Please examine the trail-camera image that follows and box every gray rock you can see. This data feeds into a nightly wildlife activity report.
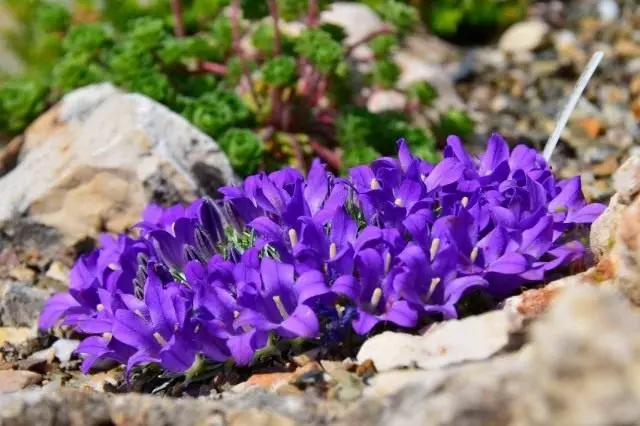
[613,151,640,203]
[0,388,338,426]
[613,194,640,306]
[346,285,640,426]
[0,83,235,244]
[590,193,625,260]
[0,281,50,327]
[498,20,550,53]
[598,0,620,22]
[357,310,511,372]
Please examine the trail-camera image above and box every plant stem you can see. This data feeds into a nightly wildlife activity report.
[231,0,261,110]
[345,26,394,55]
[198,61,228,75]
[307,0,319,27]
[267,0,282,56]
[309,139,342,170]
[170,0,185,37]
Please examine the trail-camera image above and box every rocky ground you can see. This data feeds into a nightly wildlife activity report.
[0,0,639,425]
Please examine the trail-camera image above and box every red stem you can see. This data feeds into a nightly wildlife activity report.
[309,139,342,170]
[307,0,319,27]
[198,61,228,75]
[231,0,261,109]
[345,26,394,55]
[170,0,185,37]
[267,0,282,56]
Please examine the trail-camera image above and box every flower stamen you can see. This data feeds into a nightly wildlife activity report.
[370,288,383,308]
[153,332,168,346]
[329,242,337,259]
[102,332,112,342]
[394,197,404,207]
[461,197,469,208]
[430,238,440,260]
[470,247,479,262]
[288,228,298,247]
[96,304,104,312]
[370,178,381,190]
[272,295,289,320]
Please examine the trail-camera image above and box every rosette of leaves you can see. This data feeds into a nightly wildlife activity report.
[0,0,469,178]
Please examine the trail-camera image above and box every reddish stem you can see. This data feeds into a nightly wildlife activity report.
[198,61,228,75]
[345,26,394,55]
[309,139,342,170]
[170,0,185,37]
[267,0,282,56]
[307,0,319,27]
[231,0,261,109]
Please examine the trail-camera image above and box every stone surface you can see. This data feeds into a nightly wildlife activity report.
[0,388,338,425]
[0,281,50,327]
[498,20,550,53]
[0,370,42,394]
[357,310,511,372]
[0,83,235,243]
[613,193,640,306]
[366,90,407,113]
[613,151,640,204]
[52,339,80,363]
[590,193,626,259]
[320,2,383,46]
[0,327,33,346]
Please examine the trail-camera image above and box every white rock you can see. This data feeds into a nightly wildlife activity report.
[598,0,620,22]
[320,2,383,45]
[52,339,80,363]
[357,310,510,372]
[0,83,235,243]
[367,90,406,113]
[498,20,550,53]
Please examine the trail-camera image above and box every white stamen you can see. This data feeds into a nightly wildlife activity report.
[272,295,289,320]
[194,324,201,333]
[370,288,383,308]
[233,310,240,318]
[384,252,392,274]
[543,51,604,162]
[329,243,337,259]
[370,178,380,190]
[102,332,112,342]
[288,228,298,247]
[134,309,145,319]
[96,304,104,312]
[430,238,440,261]
[470,247,479,262]
[461,197,469,208]
[394,197,404,207]
[153,332,168,346]
[108,263,119,271]
[425,277,441,301]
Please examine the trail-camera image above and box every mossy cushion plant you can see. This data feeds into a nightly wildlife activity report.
[0,0,477,177]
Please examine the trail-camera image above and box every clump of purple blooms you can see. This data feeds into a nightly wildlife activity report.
[39,134,605,376]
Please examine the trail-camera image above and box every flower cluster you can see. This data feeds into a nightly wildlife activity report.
[39,134,604,376]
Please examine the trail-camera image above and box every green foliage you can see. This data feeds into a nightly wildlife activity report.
[1,0,465,177]
[369,34,398,58]
[261,57,297,87]
[406,81,438,106]
[435,110,475,141]
[219,128,265,175]
[0,78,49,133]
[62,24,113,55]
[295,29,344,74]
[423,0,529,40]
[371,59,401,89]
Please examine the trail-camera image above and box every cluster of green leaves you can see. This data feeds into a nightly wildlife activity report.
[361,0,529,42]
[0,0,475,176]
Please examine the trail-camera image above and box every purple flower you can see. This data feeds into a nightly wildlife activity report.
[39,132,605,377]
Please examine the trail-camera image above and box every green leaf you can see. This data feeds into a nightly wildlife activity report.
[294,29,344,74]
[371,59,400,89]
[0,78,50,133]
[406,81,438,106]
[34,3,71,33]
[261,56,297,87]
[126,17,168,51]
[436,109,475,141]
[369,34,398,58]
[219,128,265,175]
[52,53,110,94]
[62,23,112,55]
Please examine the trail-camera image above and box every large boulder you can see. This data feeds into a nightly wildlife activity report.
[0,83,235,243]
